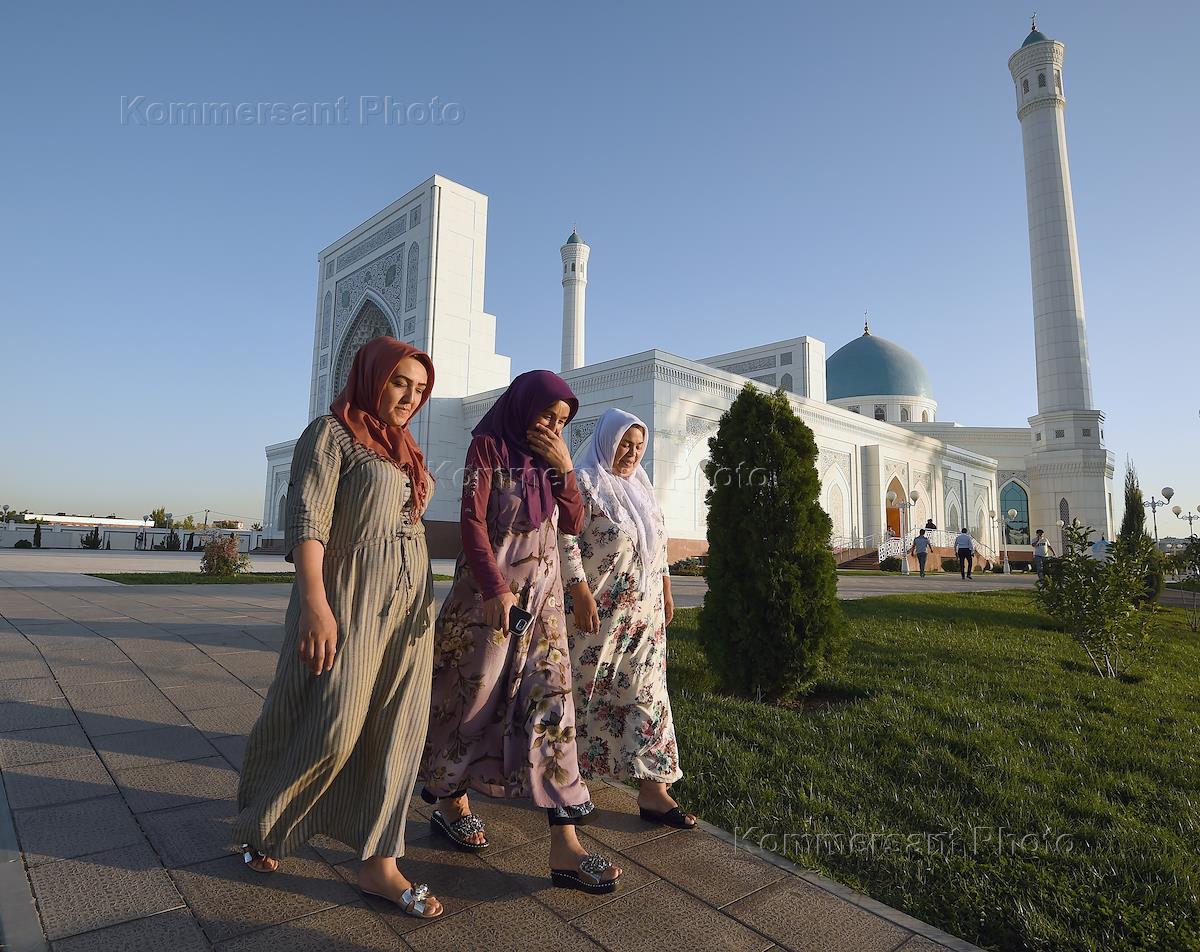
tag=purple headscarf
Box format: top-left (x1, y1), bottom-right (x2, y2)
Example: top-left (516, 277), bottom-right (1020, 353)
top-left (471, 370), bottom-right (579, 527)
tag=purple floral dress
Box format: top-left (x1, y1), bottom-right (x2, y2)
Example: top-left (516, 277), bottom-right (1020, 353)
top-left (560, 490), bottom-right (682, 784)
top-left (421, 435), bottom-right (592, 817)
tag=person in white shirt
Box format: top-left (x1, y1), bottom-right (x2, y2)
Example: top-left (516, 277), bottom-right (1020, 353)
top-left (954, 528), bottom-right (975, 579)
top-left (908, 529), bottom-right (932, 577)
top-left (1032, 529), bottom-right (1056, 580)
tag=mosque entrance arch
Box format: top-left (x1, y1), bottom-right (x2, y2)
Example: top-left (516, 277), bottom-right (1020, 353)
top-left (333, 297), bottom-right (397, 396)
top-left (885, 476), bottom-right (905, 537)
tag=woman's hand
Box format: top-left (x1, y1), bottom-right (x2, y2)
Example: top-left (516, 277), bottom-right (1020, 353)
top-left (570, 582), bottom-right (600, 634)
top-left (298, 598), bottom-right (339, 675)
top-left (663, 577), bottom-right (675, 627)
top-left (526, 424), bottom-right (573, 475)
top-left (482, 591), bottom-right (518, 634)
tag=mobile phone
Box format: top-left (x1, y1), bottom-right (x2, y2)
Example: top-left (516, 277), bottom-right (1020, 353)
top-left (508, 604), bottom-right (533, 635)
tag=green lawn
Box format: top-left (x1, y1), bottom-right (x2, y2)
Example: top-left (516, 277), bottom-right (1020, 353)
top-left (90, 572), bottom-right (454, 584)
top-left (665, 591), bottom-right (1199, 952)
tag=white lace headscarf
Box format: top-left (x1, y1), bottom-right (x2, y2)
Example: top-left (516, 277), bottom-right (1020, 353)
top-left (573, 409), bottom-right (663, 596)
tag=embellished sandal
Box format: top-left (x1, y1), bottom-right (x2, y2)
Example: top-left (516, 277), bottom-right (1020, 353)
top-left (362, 882), bottom-right (443, 919)
top-left (430, 809), bottom-right (490, 851)
top-left (551, 852), bottom-right (621, 894)
top-left (639, 805), bottom-right (697, 829)
top-left (239, 843), bottom-right (279, 873)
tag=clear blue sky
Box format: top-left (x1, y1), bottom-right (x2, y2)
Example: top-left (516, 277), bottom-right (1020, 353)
top-left (2, 1), bottom-right (1196, 533)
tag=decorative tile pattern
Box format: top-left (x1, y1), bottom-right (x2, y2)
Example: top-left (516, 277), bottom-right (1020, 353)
top-left (28, 842), bottom-right (184, 941)
top-left (568, 417), bottom-right (598, 454)
top-left (720, 355), bottom-right (777, 376)
top-left (335, 214), bottom-right (406, 273)
top-left (405, 241), bottom-right (420, 310)
top-left (320, 291), bottom-right (333, 346)
top-left (332, 245), bottom-right (404, 341)
top-left (333, 298), bottom-right (396, 396)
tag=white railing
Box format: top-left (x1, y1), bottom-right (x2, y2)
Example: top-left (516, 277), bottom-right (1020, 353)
top-left (831, 533), bottom-right (879, 552)
top-left (876, 529), bottom-right (999, 564)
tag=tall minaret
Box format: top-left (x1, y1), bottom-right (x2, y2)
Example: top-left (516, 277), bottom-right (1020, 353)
top-left (1009, 20), bottom-right (1113, 538)
top-left (560, 228), bottom-right (589, 372)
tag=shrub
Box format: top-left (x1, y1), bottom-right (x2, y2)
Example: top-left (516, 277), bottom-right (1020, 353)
top-left (1036, 522), bottom-right (1154, 678)
top-left (14, 539), bottom-right (32, 548)
top-left (80, 527), bottom-right (103, 549)
top-left (669, 558), bottom-right (706, 576)
top-left (879, 556), bottom-right (901, 572)
top-left (699, 385), bottom-right (844, 701)
top-left (941, 556), bottom-right (959, 572)
top-left (154, 528), bottom-right (182, 551)
top-left (200, 534), bottom-right (251, 576)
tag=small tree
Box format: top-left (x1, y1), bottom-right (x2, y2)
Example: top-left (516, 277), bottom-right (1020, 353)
top-left (1117, 459), bottom-right (1145, 541)
top-left (150, 507), bottom-right (168, 528)
top-left (1037, 521), bottom-right (1154, 678)
top-left (200, 534), bottom-right (251, 576)
top-left (33, 520), bottom-right (42, 548)
top-left (699, 385), bottom-right (843, 701)
top-left (80, 527), bottom-right (103, 549)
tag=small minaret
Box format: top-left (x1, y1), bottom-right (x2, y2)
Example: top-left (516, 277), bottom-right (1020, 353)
top-left (560, 228), bottom-right (589, 372)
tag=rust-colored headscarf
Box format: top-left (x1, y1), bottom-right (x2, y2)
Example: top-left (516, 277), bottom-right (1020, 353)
top-left (329, 337), bottom-right (435, 516)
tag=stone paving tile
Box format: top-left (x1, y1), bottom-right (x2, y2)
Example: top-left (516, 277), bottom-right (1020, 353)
top-left (184, 701), bottom-right (264, 738)
top-left (0, 722), bottom-right (92, 767)
top-left (115, 754), bottom-right (239, 814)
top-left (214, 902), bottom-right (406, 952)
top-left (309, 809), bottom-right (431, 866)
top-left (405, 891), bottom-right (607, 952)
top-left (432, 793), bottom-right (557, 853)
top-left (14, 794), bottom-right (146, 866)
top-left (95, 724), bottom-right (218, 772)
top-left (76, 698), bottom-right (193, 737)
top-left (171, 849), bottom-right (359, 944)
top-left (211, 733), bottom-right (247, 770)
top-left (483, 831), bottom-right (659, 921)
top-left (137, 658), bottom-right (239, 690)
top-left (335, 838), bottom-right (517, 937)
top-left (193, 632), bottom-right (271, 656)
top-left (159, 677), bottom-right (263, 712)
top-left (0, 676), bottom-right (64, 702)
top-left (578, 784), bottom-right (682, 853)
top-left (138, 798), bottom-right (238, 868)
top-left (0, 656), bottom-right (55, 680)
top-left (27, 841), bottom-right (185, 941)
top-left (571, 879), bottom-right (771, 952)
top-left (50, 907), bottom-right (212, 952)
top-left (45, 661), bottom-right (146, 685)
top-left (894, 938), bottom-right (956, 951)
top-left (0, 696), bottom-right (77, 732)
top-left (724, 878), bottom-right (913, 952)
top-left (623, 825), bottom-right (788, 908)
top-left (61, 678), bottom-right (167, 714)
top-left (1, 750), bottom-right (117, 809)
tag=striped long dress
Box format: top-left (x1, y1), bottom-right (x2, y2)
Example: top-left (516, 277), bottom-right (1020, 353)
top-left (234, 414), bottom-right (435, 860)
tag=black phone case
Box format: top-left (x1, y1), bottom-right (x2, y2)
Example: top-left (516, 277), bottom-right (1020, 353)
top-left (508, 605), bottom-right (533, 635)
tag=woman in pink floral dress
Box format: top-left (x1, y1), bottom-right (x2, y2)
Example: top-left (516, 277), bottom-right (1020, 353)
top-left (421, 371), bottom-right (622, 893)
top-left (560, 409), bottom-right (696, 829)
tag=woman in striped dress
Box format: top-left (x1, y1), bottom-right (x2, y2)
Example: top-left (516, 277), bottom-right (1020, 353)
top-left (421, 371), bottom-right (623, 894)
top-left (233, 337), bottom-right (443, 919)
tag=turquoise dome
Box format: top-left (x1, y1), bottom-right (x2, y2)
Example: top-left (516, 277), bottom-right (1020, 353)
top-left (826, 329), bottom-right (933, 400)
top-left (566, 230), bottom-right (583, 244)
top-left (1021, 28), bottom-right (1051, 46)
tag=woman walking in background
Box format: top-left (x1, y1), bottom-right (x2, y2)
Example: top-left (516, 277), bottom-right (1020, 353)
top-left (234, 337), bottom-right (444, 919)
top-left (422, 370), bottom-right (623, 894)
top-left (560, 409), bottom-right (695, 829)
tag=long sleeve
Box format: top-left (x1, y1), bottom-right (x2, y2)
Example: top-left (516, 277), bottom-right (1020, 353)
top-left (558, 495), bottom-right (596, 589)
top-left (551, 469), bottom-right (586, 535)
top-left (284, 416), bottom-right (342, 563)
top-left (460, 435), bottom-right (509, 600)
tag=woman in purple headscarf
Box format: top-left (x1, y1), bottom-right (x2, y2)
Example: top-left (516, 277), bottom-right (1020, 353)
top-left (421, 371), bottom-right (622, 894)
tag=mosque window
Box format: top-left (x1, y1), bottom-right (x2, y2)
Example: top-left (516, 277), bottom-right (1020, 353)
top-left (1059, 498), bottom-right (1070, 526)
top-left (921, 410), bottom-right (929, 422)
top-left (900, 407), bottom-right (910, 422)
top-left (1038, 72), bottom-right (1046, 88)
top-left (1055, 70), bottom-right (1063, 93)
top-left (848, 405), bottom-right (860, 414)
top-left (1022, 78), bottom-right (1029, 94)
top-left (874, 405), bottom-right (886, 421)
top-left (571, 262), bottom-right (576, 272)
top-left (1054, 429), bottom-right (1065, 439)
top-left (1035, 432), bottom-right (1042, 441)
top-left (564, 264), bottom-right (567, 274)
top-left (1001, 481), bottom-right (1030, 545)
top-left (1082, 427), bottom-right (1092, 437)
top-left (410, 205), bottom-right (421, 226)
top-left (780, 352), bottom-right (792, 366)
top-left (780, 373), bottom-right (793, 391)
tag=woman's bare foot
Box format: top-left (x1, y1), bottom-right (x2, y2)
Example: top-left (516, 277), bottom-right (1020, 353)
top-left (548, 825), bottom-right (621, 883)
top-left (438, 793), bottom-right (486, 846)
top-left (638, 780), bottom-right (696, 825)
top-left (358, 856), bottom-right (443, 918)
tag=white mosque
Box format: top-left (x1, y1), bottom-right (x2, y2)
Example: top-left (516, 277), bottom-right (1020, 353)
top-left (262, 23), bottom-right (1114, 565)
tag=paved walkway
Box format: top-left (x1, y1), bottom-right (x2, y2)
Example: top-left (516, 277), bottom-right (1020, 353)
top-left (0, 582), bottom-right (982, 952)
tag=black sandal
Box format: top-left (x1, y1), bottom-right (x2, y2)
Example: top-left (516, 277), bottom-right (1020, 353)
top-left (639, 805), bottom-right (697, 829)
top-left (551, 852), bottom-right (620, 894)
top-left (430, 809), bottom-right (490, 851)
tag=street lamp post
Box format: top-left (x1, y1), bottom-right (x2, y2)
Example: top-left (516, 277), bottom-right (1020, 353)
top-left (1056, 518), bottom-right (1066, 554)
top-left (1172, 504), bottom-right (1200, 538)
top-left (1145, 487), bottom-right (1174, 544)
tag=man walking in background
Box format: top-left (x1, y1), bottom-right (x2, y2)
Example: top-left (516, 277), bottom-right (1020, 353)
top-left (954, 527), bottom-right (975, 580)
top-left (909, 528), bottom-right (932, 577)
top-left (1032, 529), bottom-right (1056, 580)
